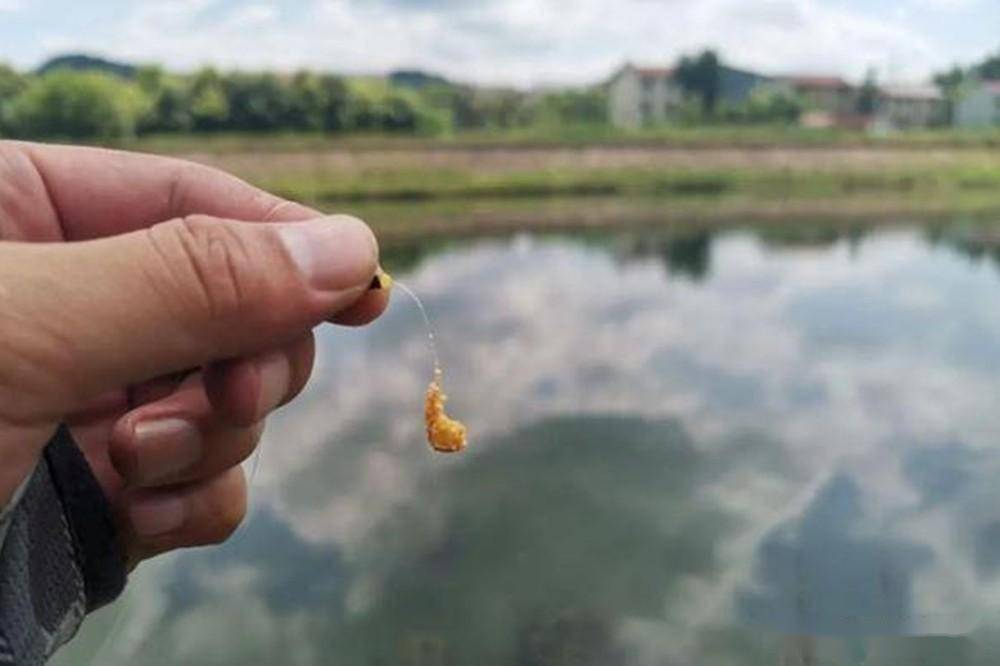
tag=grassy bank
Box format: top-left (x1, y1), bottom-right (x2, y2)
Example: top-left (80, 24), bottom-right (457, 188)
top-left (354, 193), bottom-right (1000, 243)
top-left (119, 126), bottom-right (1000, 154)
top-left (118, 131), bottom-right (1000, 237)
top-left (251, 163), bottom-right (1000, 207)
top-left (122, 131), bottom-right (1000, 212)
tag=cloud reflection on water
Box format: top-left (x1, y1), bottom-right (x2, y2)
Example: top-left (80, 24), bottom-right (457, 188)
top-left (55, 222), bottom-right (1000, 665)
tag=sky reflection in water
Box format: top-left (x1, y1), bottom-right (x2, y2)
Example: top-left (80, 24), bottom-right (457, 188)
top-left (57, 220), bottom-right (1000, 665)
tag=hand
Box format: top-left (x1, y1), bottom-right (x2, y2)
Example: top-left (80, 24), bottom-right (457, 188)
top-left (0, 141), bottom-right (389, 568)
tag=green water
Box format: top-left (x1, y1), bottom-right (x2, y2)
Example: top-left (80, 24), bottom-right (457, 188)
top-left (55, 218), bottom-right (1000, 665)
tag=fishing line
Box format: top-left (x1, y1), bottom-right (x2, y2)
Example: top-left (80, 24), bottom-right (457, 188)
top-left (246, 276), bottom-right (446, 491)
top-left (394, 280), bottom-right (442, 376)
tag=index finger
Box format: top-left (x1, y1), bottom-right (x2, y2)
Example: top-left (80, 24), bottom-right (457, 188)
top-left (17, 141), bottom-right (320, 239)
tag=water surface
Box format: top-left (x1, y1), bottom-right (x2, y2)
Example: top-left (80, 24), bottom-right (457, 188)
top-left (56, 219), bottom-right (1000, 665)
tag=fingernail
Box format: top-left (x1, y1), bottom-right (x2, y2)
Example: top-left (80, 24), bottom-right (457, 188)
top-left (132, 418), bottom-right (202, 484)
top-left (130, 495), bottom-right (186, 537)
top-left (279, 215), bottom-right (378, 291)
top-left (257, 351), bottom-right (291, 416)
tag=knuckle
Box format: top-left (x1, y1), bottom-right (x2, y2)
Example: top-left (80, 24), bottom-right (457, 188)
top-left (153, 215), bottom-right (257, 321)
top-left (163, 160), bottom-right (232, 216)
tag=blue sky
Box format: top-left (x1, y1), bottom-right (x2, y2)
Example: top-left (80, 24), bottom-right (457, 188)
top-left (0, 0), bottom-right (995, 86)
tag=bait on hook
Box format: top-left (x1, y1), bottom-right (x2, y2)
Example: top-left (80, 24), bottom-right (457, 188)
top-left (377, 269), bottom-right (468, 454)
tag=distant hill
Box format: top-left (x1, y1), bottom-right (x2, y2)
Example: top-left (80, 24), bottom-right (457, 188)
top-left (37, 54), bottom-right (137, 79)
top-left (389, 69), bottom-right (451, 89)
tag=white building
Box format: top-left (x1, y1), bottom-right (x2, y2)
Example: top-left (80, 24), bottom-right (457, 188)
top-left (607, 62), bottom-right (772, 129)
top-left (607, 64), bottom-right (683, 129)
top-left (874, 85), bottom-right (947, 130)
top-left (955, 80), bottom-right (1000, 128)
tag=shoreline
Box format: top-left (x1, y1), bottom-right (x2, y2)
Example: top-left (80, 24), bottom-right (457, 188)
top-left (361, 194), bottom-right (1000, 243)
top-left (121, 128), bottom-right (1000, 154)
top-left (147, 139), bottom-right (1000, 211)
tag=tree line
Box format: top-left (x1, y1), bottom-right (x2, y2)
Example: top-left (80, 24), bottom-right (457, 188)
top-left (0, 61), bottom-right (611, 140)
top-left (0, 61), bottom-right (805, 141)
top-left (0, 53), bottom-right (814, 141)
top-left (934, 53), bottom-right (1000, 100)
top-left (1, 49), bottom-right (994, 140)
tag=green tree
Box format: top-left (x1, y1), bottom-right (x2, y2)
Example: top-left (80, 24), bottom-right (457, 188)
top-left (856, 68), bottom-right (879, 115)
top-left (284, 72), bottom-right (351, 132)
top-left (384, 90), bottom-right (449, 134)
top-left (343, 80), bottom-right (381, 131)
top-left (0, 64), bottom-right (28, 135)
top-left (477, 89), bottom-right (526, 129)
top-left (149, 82), bottom-right (192, 133)
top-left (416, 84), bottom-right (525, 131)
top-left (932, 51), bottom-right (1000, 125)
top-left (676, 50), bottom-right (722, 115)
top-left (223, 72), bottom-right (290, 131)
top-left (529, 89), bottom-right (608, 126)
top-left (974, 52), bottom-right (1000, 80)
top-left (934, 66), bottom-right (966, 99)
top-left (315, 74), bottom-right (350, 132)
top-left (188, 67), bottom-right (229, 132)
top-left (419, 83), bottom-right (482, 130)
top-left (383, 92), bottom-right (420, 131)
top-left (0, 64), bottom-right (26, 102)
top-left (345, 80), bottom-right (447, 135)
top-left (283, 71), bottom-right (322, 131)
top-left (934, 52), bottom-right (1000, 95)
top-left (135, 65), bottom-right (191, 133)
top-left (8, 70), bottom-right (149, 139)
top-left (135, 64), bottom-right (165, 95)
top-left (721, 89), bottom-right (802, 125)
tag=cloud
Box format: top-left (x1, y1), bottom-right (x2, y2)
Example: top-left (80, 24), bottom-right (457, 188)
top-left (912, 0), bottom-right (982, 7)
top-left (54, 225), bottom-right (1000, 665)
top-left (0, 0), bottom-right (21, 12)
top-left (248, 228), bottom-right (1000, 567)
top-left (229, 3), bottom-right (280, 24)
top-left (16, 0), bottom-right (987, 85)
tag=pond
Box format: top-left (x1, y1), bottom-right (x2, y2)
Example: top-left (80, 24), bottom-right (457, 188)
top-left (55, 218), bottom-right (1000, 665)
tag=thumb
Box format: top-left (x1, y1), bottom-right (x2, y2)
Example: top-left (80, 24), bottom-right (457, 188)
top-left (0, 214), bottom-right (378, 420)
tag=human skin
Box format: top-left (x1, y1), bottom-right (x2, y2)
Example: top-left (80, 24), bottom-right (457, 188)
top-left (0, 140), bottom-right (389, 567)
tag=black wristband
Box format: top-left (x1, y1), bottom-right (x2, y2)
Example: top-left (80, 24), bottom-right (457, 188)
top-left (42, 426), bottom-right (126, 612)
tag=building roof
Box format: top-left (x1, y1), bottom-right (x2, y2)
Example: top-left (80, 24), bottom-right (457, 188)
top-left (779, 75), bottom-right (851, 91)
top-left (633, 66), bottom-right (675, 79)
top-left (881, 84), bottom-right (943, 101)
top-left (606, 63), bottom-right (675, 86)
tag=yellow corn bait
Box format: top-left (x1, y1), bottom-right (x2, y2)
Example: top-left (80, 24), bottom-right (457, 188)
top-left (377, 269), bottom-right (469, 454)
top-left (424, 368), bottom-right (468, 453)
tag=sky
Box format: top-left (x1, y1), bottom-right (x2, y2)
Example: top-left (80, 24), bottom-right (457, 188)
top-left (0, 0), bottom-right (995, 87)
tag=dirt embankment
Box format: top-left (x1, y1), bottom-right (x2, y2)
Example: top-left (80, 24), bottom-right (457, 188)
top-left (182, 145), bottom-right (1000, 180)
